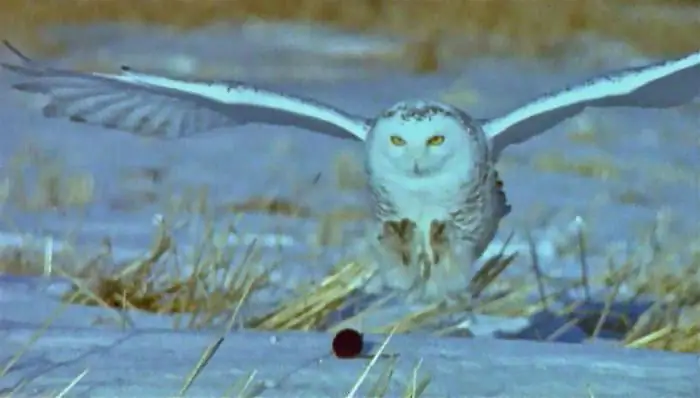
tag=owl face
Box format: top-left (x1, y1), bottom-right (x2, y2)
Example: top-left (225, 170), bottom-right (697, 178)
top-left (368, 100), bottom-right (474, 177)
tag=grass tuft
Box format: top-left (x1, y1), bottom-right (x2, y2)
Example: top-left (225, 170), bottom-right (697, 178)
top-left (532, 153), bottom-right (620, 180)
top-left (0, 247), bottom-right (48, 276)
top-left (218, 197), bottom-right (313, 218)
top-left (249, 260), bottom-right (373, 331)
top-left (403, 359), bottom-right (431, 398)
top-left (61, 220), bottom-right (271, 330)
top-left (1, 141), bottom-right (698, 381)
top-left (1, 142), bottom-right (94, 211)
top-left (620, 250), bottom-right (700, 352)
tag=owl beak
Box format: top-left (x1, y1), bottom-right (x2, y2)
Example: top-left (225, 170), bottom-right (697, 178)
top-left (413, 161), bottom-right (423, 175)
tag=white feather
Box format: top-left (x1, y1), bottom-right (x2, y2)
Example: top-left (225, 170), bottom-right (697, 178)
top-left (111, 68), bottom-right (370, 139)
top-left (0, 42), bottom-right (370, 141)
top-left (484, 50), bottom-right (700, 158)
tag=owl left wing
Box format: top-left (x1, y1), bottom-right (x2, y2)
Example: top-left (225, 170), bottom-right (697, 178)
top-left (483, 50), bottom-right (700, 159)
top-left (0, 41), bottom-right (370, 141)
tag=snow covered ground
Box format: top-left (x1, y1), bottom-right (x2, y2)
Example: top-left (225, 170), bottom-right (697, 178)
top-left (0, 22), bottom-right (699, 396)
top-left (1, 301), bottom-right (697, 397)
top-left (0, 278), bottom-right (697, 396)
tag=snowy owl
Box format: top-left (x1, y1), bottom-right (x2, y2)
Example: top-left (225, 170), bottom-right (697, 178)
top-left (2, 41), bottom-right (699, 303)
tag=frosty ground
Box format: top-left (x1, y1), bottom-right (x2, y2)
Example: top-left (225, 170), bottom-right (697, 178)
top-left (1, 294), bottom-right (696, 397)
top-left (0, 23), bottom-right (699, 396)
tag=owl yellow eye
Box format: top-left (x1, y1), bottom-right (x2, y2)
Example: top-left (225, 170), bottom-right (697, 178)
top-left (390, 135), bottom-right (406, 146)
top-left (426, 135), bottom-right (445, 146)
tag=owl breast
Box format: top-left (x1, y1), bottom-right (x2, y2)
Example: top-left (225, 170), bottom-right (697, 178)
top-left (368, 160), bottom-right (507, 260)
top-left (373, 171), bottom-right (464, 229)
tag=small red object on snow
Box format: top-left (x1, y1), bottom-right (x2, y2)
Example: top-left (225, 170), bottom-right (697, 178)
top-left (332, 328), bottom-right (364, 359)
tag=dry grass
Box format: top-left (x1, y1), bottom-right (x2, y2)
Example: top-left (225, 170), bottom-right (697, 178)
top-left (0, 247), bottom-right (47, 276)
top-left (0, 143), bottom-right (515, 341)
top-left (0, 144), bottom-right (375, 333)
top-left (52, 368), bottom-right (89, 398)
top-left (249, 260), bottom-right (373, 331)
top-left (346, 328), bottom-right (431, 398)
top-left (334, 151), bottom-right (368, 192)
top-left (565, 118), bottom-right (603, 146)
top-left (222, 369), bottom-right (262, 398)
top-left (330, 245), bottom-right (519, 336)
top-left (0, 142), bottom-right (94, 211)
top-left (532, 153), bottom-right (620, 180)
top-left (62, 219), bottom-right (274, 330)
top-left (619, 253), bottom-right (700, 352)
top-left (2, 1), bottom-right (699, 69)
top-left (0, 143), bottom-right (698, 387)
top-left (540, 221), bottom-right (700, 353)
top-left (218, 197), bottom-right (313, 218)
top-left (615, 189), bottom-right (652, 206)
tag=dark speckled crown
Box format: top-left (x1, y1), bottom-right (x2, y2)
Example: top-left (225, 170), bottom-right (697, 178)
top-left (379, 100), bottom-right (462, 123)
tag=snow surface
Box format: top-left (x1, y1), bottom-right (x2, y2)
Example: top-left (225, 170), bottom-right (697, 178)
top-left (1, 279), bottom-right (698, 397)
top-left (0, 22), bottom-right (699, 396)
top-left (2, 325), bottom-right (698, 396)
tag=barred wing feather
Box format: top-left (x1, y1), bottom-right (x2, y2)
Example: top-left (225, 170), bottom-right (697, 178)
top-left (484, 50), bottom-right (700, 159)
top-left (1, 41), bottom-right (370, 140)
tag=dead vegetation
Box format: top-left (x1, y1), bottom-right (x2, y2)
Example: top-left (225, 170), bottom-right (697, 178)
top-left (334, 151), bottom-right (367, 192)
top-left (532, 153), bottom-right (621, 180)
top-left (0, 142), bottom-right (698, 373)
top-left (2, 1), bottom-right (699, 73)
top-left (0, 247), bottom-right (45, 276)
top-left (0, 143), bottom-right (94, 211)
top-left (66, 222), bottom-right (273, 330)
top-left (218, 197), bottom-right (313, 218)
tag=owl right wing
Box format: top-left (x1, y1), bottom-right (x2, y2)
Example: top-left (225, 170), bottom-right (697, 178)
top-left (0, 41), bottom-right (371, 141)
top-left (483, 49), bottom-right (700, 159)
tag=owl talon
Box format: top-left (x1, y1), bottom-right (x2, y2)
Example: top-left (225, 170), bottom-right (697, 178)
top-left (380, 219), bottom-right (417, 266)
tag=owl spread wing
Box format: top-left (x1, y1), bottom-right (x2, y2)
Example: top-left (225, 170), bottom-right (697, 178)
top-left (483, 50), bottom-right (700, 159)
top-left (0, 41), bottom-right (370, 140)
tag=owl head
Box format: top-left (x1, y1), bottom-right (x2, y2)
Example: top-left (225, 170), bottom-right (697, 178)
top-left (367, 100), bottom-right (481, 177)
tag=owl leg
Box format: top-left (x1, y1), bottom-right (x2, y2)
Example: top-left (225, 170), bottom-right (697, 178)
top-left (416, 250), bottom-right (432, 280)
top-left (409, 220), bottom-right (448, 284)
top-left (429, 220), bottom-right (449, 264)
top-left (424, 220), bottom-right (480, 303)
top-left (367, 218), bottom-right (427, 294)
top-left (378, 218), bottom-right (417, 266)
top-left (378, 218), bottom-right (431, 280)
